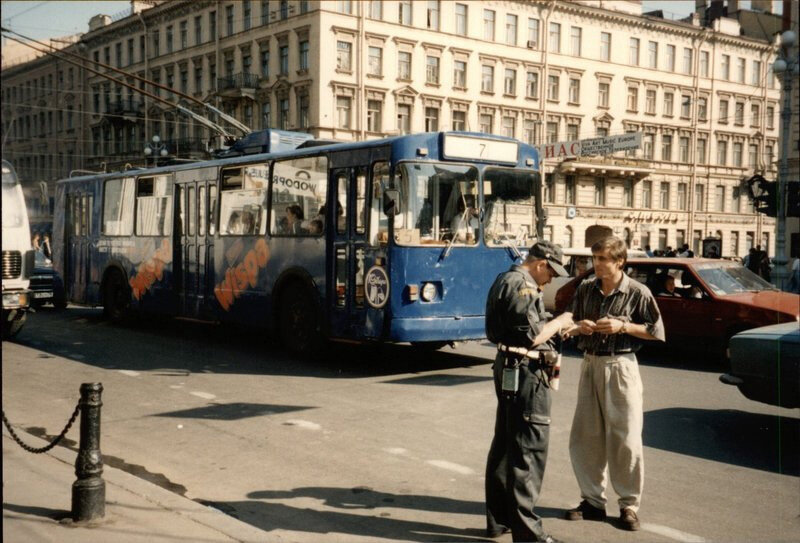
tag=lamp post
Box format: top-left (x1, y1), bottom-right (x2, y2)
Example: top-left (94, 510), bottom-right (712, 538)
top-left (143, 134), bottom-right (168, 167)
top-left (772, 29), bottom-right (798, 290)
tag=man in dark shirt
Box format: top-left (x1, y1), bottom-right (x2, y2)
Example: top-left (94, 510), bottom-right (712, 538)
top-left (484, 241), bottom-right (574, 543)
top-left (562, 236), bottom-right (664, 532)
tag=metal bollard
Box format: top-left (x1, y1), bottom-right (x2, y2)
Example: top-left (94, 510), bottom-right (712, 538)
top-left (71, 383), bottom-right (105, 522)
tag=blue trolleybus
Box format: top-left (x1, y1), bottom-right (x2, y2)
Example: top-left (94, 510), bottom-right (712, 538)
top-left (53, 131), bottom-right (541, 354)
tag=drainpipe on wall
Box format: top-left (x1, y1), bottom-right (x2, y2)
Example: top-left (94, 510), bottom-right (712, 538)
top-left (138, 12), bottom-right (148, 140)
top-left (688, 28), bottom-right (710, 248)
top-left (358, 3), bottom-right (365, 141)
top-left (540, 1), bottom-right (555, 241)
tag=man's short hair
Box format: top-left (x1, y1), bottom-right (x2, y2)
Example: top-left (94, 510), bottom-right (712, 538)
top-left (591, 236), bottom-right (628, 266)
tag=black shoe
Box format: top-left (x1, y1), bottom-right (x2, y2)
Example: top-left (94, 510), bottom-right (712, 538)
top-left (619, 507), bottom-right (640, 531)
top-left (565, 499), bottom-right (606, 521)
top-left (486, 526), bottom-right (510, 538)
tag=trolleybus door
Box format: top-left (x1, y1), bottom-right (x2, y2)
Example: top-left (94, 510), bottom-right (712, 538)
top-left (174, 176), bottom-right (213, 318)
top-left (329, 167), bottom-right (368, 338)
top-left (65, 191), bottom-right (91, 304)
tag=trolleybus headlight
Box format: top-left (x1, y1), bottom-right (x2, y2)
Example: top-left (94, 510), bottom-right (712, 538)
top-left (421, 282), bottom-right (437, 302)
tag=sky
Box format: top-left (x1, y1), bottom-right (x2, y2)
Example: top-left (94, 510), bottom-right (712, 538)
top-left (0, 0), bottom-right (783, 42)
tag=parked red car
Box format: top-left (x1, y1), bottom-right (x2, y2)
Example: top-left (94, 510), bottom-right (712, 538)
top-left (554, 258), bottom-right (800, 356)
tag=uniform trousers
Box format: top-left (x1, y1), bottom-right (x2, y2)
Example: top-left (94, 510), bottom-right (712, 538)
top-left (486, 352), bottom-right (552, 542)
top-left (569, 352), bottom-right (644, 512)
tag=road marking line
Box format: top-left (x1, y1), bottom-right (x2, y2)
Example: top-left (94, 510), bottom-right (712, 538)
top-left (283, 419), bottom-right (321, 430)
top-left (118, 370), bottom-right (140, 377)
top-left (169, 385), bottom-right (184, 389)
top-left (384, 447), bottom-right (408, 455)
top-left (190, 391), bottom-right (216, 400)
top-left (641, 523), bottom-right (706, 542)
top-left (426, 460), bottom-right (474, 475)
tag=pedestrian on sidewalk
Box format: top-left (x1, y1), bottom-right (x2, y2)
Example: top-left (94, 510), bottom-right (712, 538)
top-left (561, 236), bottom-right (665, 532)
top-left (484, 240), bottom-right (573, 543)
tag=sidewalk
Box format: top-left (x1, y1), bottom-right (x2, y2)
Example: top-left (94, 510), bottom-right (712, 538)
top-left (2, 431), bottom-right (275, 543)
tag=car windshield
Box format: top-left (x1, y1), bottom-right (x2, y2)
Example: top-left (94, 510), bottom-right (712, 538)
top-left (393, 162), bottom-right (479, 246)
top-left (483, 168), bottom-right (538, 248)
top-left (694, 262), bottom-right (776, 295)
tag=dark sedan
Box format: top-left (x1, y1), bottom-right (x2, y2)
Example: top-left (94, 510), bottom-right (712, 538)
top-left (29, 251), bottom-right (66, 310)
top-left (721, 323), bottom-right (800, 408)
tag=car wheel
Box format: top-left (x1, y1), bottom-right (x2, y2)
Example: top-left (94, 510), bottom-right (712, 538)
top-left (2, 312), bottom-right (26, 340)
top-left (103, 270), bottom-right (130, 323)
top-left (279, 282), bottom-right (323, 357)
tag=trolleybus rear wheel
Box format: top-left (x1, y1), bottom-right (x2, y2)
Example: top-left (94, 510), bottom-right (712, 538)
top-left (279, 283), bottom-right (322, 357)
top-left (104, 270), bottom-right (130, 323)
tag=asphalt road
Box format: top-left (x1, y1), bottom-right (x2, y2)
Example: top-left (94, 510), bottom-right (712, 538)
top-left (3, 306), bottom-right (798, 542)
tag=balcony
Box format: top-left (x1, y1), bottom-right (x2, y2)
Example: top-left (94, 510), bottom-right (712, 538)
top-left (216, 73), bottom-right (259, 98)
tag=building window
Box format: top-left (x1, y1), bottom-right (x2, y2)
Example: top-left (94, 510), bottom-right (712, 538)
top-left (679, 136), bottom-right (689, 162)
top-left (766, 106), bottom-right (774, 129)
top-left (480, 113), bottom-right (493, 134)
top-left (697, 138), bottom-right (706, 164)
top-left (750, 104), bottom-right (760, 127)
top-left (721, 54), bottom-right (730, 80)
top-left (735, 102), bottom-right (744, 125)
top-left (194, 16), bottom-right (202, 44)
top-left (528, 18), bottom-right (539, 49)
top-left (549, 22), bottom-right (560, 53)
top-left (659, 182), bottom-right (670, 209)
top-left (565, 175), bottom-right (575, 204)
top-left (695, 184), bottom-right (704, 211)
top-left (482, 65), bottom-right (494, 92)
top-left (260, 48), bottom-right (270, 77)
top-left (717, 140), bottom-right (727, 165)
top-left (425, 106), bottom-right (439, 131)
top-left (661, 135), bottom-right (673, 161)
top-left (525, 72), bottom-right (539, 99)
top-left (502, 115), bottom-right (515, 137)
top-left (658, 229), bottom-right (668, 251)
top-left (568, 78), bottom-right (580, 104)
top-left (506, 14), bottom-right (517, 45)
top-left (299, 40), bottom-right (309, 71)
top-left (700, 50), bottom-right (709, 76)
top-left (280, 0), bottom-right (289, 19)
top-left (642, 180), bottom-right (652, 208)
top-left (455, 4), bottom-right (467, 35)
top-left (452, 110), bottom-right (466, 131)
top-left (719, 100), bottom-right (729, 123)
top-left (337, 0), bottom-right (352, 15)
top-left (600, 32), bottom-right (610, 61)
top-left (737, 57), bottom-right (745, 83)
top-left (594, 178), bottom-right (606, 206)
top-left (399, 1), bottom-right (412, 25)
top-left (368, 0), bottom-right (382, 19)
top-left (504, 68), bottom-right (516, 95)
top-left (683, 47), bottom-right (692, 74)
top-left (426, 56), bottom-right (440, 84)
top-left (749, 144), bottom-right (758, 168)
top-left (571, 26), bottom-right (582, 56)
top-left (566, 123), bottom-right (578, 141)
top-left (681, 95), bottom-right (691, 118)
top-left (645, 89), bottom-right (656, 114)
top-left (546, 121), bottom-right (558, 143)
top-left (648, 41), bottom-right (658, 69)
top-left (623, 180), bottom-right (633, 207)
top-left (454, 60), bottom-right (466, 88)
top-left (598, 82), bottom-right (609, 107)
top-left (166, 26), bottom-right (173, 53)
top-left (666, 44), bottom-right (675, 71)
top-left (397, 104), bottom-right (411, 134)
top-left (226, 5), bottom-right (234, 35)
top-left (337, 96), bottom-right (351, 129)
top-left (209, 11), bottom-right (216, 41)
top-left (280, 45), bottom-right (289, 75)
top-left (643, 133), bottom-right (654, 159)
top-left (766, 143), bottom-right (774, 166)
top-left (398, 51), bottom-right (411, 80)
top-left (523, 119), bottom-right (537, 144)
top-left (427, 1), bottom-right (440, 30)
top-left (730, 231), bottom-right (739, 255)
top-left (715, 185), bottom-right (725, 212)
top-left (663, 92), bottom-right (674, 115)
top-left (544, 174), bottom-right (554, 203)
top-left (752, 60), bottom-right (761, 85)
top-left (337, 41), bottom-right (352, 71)
top-left (698, 97), bottom-right (707, 120)
top-left (483, 9), bottom-right (495, 41)
top-left (677, 183), bottom-right (687, 210)
top-left (368, 46), bottom-right (382, 76)
top-left (548, 74), bottom-right (559, 101)
top-left (298, 95), bottom-right (309, 128)
top-left (733, 142), bottom-right (743, 167)
top-left (629, 38), bottom-right (639, 65)
top-left (367, 100), bottom-right (382, 132)
top-left (627, 86), bottom-right (638, 111)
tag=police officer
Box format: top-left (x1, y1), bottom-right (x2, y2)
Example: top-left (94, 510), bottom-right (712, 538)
top-left (485, 240), bottom-right (573, 543)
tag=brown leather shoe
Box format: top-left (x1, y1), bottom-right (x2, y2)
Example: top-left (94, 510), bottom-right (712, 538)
top-left (565, 500), bottom-right (606, 521)
top-left (620, 507), bottom-right (640, 531)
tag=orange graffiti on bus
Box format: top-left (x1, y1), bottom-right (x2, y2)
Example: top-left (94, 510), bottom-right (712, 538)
top-left (214, 239), bottom-right (270, 311)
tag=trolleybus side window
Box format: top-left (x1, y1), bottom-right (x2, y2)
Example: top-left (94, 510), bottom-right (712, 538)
top-left (198, 184), bottom-right (206, 235)
top-left (270, 155), bottom-right (328, 237)
top-left (209, 184), bottom-right (217, 235)
top-left (220, 165), bottom-right (269, 236)
top-left (483, 167), bottom-right (538, 247)
top-left (102, 177), bottom-right (135, 236)
top-left (336, 172), bottom-right (348, 235)
top-left (393, 162), bottom-right (479, 246)
top-left (135, 175), bottom-right (172, 236)
top-left (355, 168), bottom-right (367, 235)
top-left (369, 161), bottom-right (390, 246)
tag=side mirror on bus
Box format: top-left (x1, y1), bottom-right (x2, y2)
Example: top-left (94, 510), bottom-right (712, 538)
top-left (383, 189), bottom-right (401, 217)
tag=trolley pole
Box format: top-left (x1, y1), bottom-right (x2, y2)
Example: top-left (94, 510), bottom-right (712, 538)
top-left (71, 383), bottom-right (105, 522)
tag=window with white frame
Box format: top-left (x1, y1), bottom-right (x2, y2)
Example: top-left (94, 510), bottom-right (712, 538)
top-left (452, 110), bottom-right (466, 131)
top-left (681, 95), bottom-right (691, 118)
top-left (594, 178), bottom-right (606, 206)
top-left (645, 89), bottom-right (656, 114)
top-left (598, 81), bottom-right (609, 107)
top-left (368, 46), bottom-right (382, 76)
top-left (715, 185), bottom-right (725, 212)
top-left (527, 71), bottom-right (539, 98)
top-left (679, 136), bottom-right (689, 162)
top-left (766, 106), bottom-right (774, 129)
top-left (666, 44), bottom-right (675, 71)
top-left (337, 41), bottom-right (352, 71)
top-left (504, 68), bottom-right (516, 94)
top-left (719, 99), bottom-right (729, 123)
top-left (698, 96), bottom-right (707, 120)
top-left (700, 50), bottom-right (709, 76)
top-left (717, 139), bottom-right (727, 165)
top-left (455, 4), bottom-right (467, 35)
top-left (567, 122), bottom-right (578, 141)
top-left (643, 133), bottom-right (654, 159)
top-left (677, 183), bottom-right (687, 210)
top-left (426, 56), bottom-right (440, 84)
top-left (427, 1), bottom-right (440, 30)
top-left (659, 182), bottom-right (670, 209)
top-left (523, 118), bottom-right (537, 144)
top-left (629, 38), bottom-right (639, 65)
top-left (398, 51), bottom-right (411, 79)
top-left (735, 102), bottom-right (744, 125)
top-left (749, 143), bottom-right (758, 168)
top-left (683, 48), bottom-right (692, 74)
top-left (571, 26), bottom-right (581, 56)
top-left (367, 100), bottom-right (382, 132)
top-left (337, 96), bottom-right (351, 129)
top-left (546, 121), bottom-right (558, 143)
top-left (397, 104), bottom-right (411, 133)
top-left (502, 115), bottom-right (515, 137)
top-left (548, 73), bottom-right (559, 101)
top-left (454, 60), bottom-right (466, 88)
top-left (648, 41), bottom-right (658, 68)
top-left (569, 78), bottom-right (580, 104)
top-left (733, 142), bottom-right (743, 167)
top-left (482, 65), bottom-right (494, 92)
top-left (480, 113), bottom-right (493, 133)
top-left (663, 91), bottom-right (674, 115)
top-left (737, 57), bottom-right (745, 83)
top-left (642, 180), bottom-right (652, 207)
top-left (695, 184), bottom-right (704, 211)
top-left (506, 14), bottom-right (517, 45)
top-left (750, 104), bottom-right (760, 127)
top-left (425, 106), bottom-right (439, 131)
top-left (697, 138), bottom-right (706, 163)
top-left (662, 135), bottom-right (672, 161)
top-left (751, 60), bottom-right (761, 85)
top-left (627, 86), bottom-right (638, 111)
top-left (721, 54), bottom-right (730, 80)
top-left (399, 1), bottom-right (412, 25)
top-left (483, 9), bottom-right (495, 40)
top-left (600, 32), bottom-right (610, 61)
top-left (528, 18), bottom-right (539, 49)
top-left (549, 22), bottom-right (560, 53)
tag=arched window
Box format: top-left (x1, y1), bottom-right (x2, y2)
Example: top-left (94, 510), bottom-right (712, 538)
top-left (562, 225), bottom-right (573, 248)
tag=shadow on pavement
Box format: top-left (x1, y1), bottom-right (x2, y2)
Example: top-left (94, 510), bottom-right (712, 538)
top-left (198, 486), bottom-right (490, 542)
top-left (2, 502), bottom-right (70, 520)
top-left (643, 407), bottom-right (800, 476)
top-left (152, 402), bottom-right (316, 421)
top-left (11, 307), bottom-right (490, 379)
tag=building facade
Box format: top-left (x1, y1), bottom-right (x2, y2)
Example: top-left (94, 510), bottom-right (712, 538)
top-left (1, 0), bottom-right (784, 257)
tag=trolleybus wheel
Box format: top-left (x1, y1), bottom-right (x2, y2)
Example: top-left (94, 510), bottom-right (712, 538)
top-left (279, 283), bottom-right (322, 357)
top-left (104, 270), bottom-right (130, 323)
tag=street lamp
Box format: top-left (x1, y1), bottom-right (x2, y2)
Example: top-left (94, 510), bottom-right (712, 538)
top-left (771, 29), bottom-right (798, 290)
top-left (143, 134), bottom-right (169, 167)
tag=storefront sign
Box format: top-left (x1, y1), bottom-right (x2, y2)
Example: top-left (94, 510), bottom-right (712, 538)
top-left (537, 132), bottom-right (642, 159)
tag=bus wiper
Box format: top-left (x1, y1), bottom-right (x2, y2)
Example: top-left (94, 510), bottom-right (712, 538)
top-left (440, 208), bottom-right (469, 261)
top-left (499, 238), bottom-right (523, 261)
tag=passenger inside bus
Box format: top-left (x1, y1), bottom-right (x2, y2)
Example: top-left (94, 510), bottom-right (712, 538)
top-left (449, 195), bottom-right (479, 242)
top-left (285, 205), bottom-right (306, 235)
top-left (226, 211), bottom-right (243, 235)
top-left (241, 210), bottom-right (256, 235)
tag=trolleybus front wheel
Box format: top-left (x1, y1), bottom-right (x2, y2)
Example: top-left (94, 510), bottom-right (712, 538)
top-left (103, 270), bottom-right (130, 323)
top-left (279, 283), bottom-right (322, 357)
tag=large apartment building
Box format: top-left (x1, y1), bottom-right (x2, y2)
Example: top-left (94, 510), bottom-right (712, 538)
top-left (1, 0), bottom-right (785, 257)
